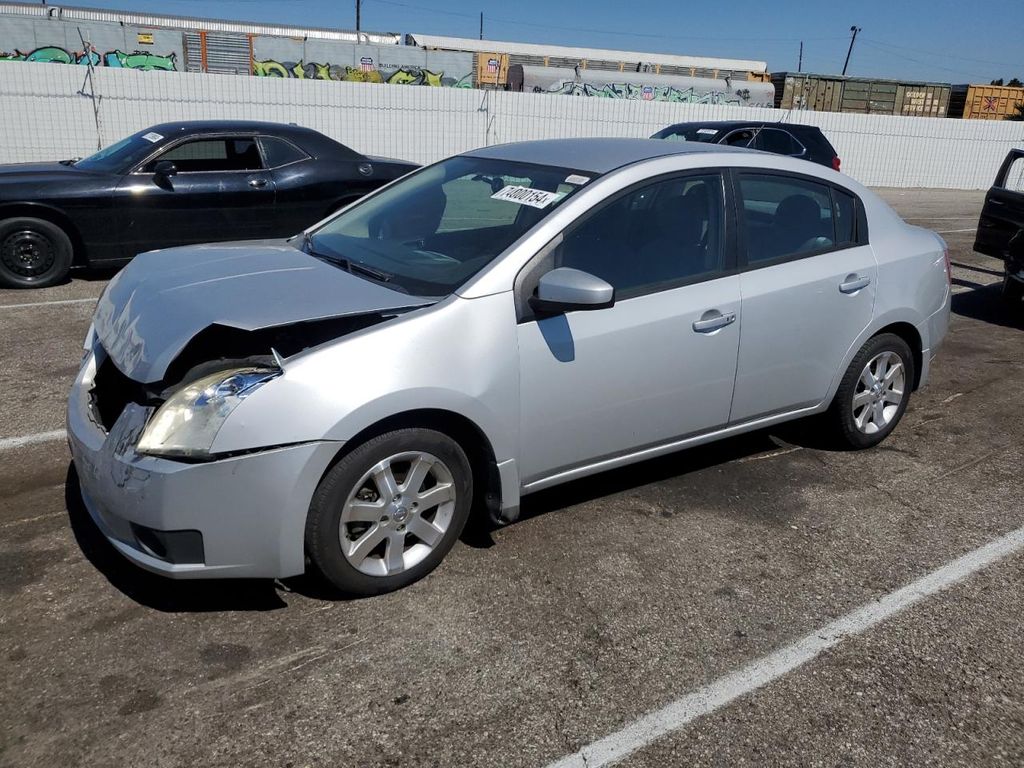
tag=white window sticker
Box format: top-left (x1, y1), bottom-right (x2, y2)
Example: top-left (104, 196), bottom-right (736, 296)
top-left (142, 132), bottom-right (163, 143)
top-left (697, 128), bottom-right (718, 136)
top-left (564, 173), bottom-right (590, 185)
top-left (491, 185), bottom-right (562, 209)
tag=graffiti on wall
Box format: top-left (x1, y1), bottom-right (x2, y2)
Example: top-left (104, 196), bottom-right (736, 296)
top-left (0, 45), bottom-right (177, 70)
top-left (534, 79), bottom-right (751, 105)
top-left (253, 58), bottom-right (472, 87)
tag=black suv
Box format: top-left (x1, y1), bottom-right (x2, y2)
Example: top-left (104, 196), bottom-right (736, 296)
top-left (651, 121), bottom-right (841, 171)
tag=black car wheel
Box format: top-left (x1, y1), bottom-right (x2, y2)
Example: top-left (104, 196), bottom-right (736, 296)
top-left (0, 217), bottom-right (74, 289)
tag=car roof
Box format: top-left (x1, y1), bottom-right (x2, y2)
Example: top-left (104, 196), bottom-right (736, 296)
top-left (143, 120), bottom-right (358, 157)
top-left (464, 137), bottom-right (752, 174)
top-left (662, 121), bottom-right (822, 133)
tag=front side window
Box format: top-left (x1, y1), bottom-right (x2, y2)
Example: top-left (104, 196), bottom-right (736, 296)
top-left (144, 138), bottom-right (263, 173)
top-left (550, 173), bottom-right (725, 298)
top-left (738, 174), bottom-right (837, 264)
top-left (307, 156), bottom-right (589, 296)
top-left (723, 129), bottom-right (757, 148)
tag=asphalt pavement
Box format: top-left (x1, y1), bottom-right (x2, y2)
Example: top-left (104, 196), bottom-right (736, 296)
top-left (0, 189), bottom-right (1021, 767)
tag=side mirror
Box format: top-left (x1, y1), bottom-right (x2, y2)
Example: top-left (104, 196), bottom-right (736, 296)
top-left (530, 267), bottom-right (615, 314)
top-left (153, 160), bottom-right (177, 178)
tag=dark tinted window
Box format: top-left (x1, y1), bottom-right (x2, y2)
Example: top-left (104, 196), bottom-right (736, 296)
top-left (260, 136), bottom-right (309, 167)
top-left (553, 174), bottom-right (725, 297)
top-left (757, 129), bottom-right (803, 156)
top-left (723, 129), bottom-right (756, 147)
top-left (738, 174), bottom-right (835, 263)
top-left (146, 138), bottom-right (262, 172)
top-left (833, 188), bottom-right (857, 245)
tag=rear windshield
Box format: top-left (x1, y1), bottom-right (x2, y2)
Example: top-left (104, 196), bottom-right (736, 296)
top-left (306, 156), bottom-right (592, 296)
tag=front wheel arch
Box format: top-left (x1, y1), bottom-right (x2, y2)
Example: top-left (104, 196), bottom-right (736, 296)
top-left (0, 203), bottom-right (86, 265)
top-left (317, 409), bottom-right (504, 527)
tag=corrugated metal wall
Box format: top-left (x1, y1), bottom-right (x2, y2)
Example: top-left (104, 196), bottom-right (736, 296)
top-left (1, 61), bottom-right (1022, 189)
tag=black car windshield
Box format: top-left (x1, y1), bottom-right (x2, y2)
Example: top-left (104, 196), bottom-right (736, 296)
top-left (74, 131), bottom-right (164, 172)
top-left (654, 126), bottom-right (722, 143)
top-left (306, 155), bottom-right (592, 296)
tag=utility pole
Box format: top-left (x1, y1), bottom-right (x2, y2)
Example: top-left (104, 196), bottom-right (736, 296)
top-left (355, 0), bottom-right (361, 32)
top-left (479, 12), bottom-right (484, 40)
top-left (798, 41), bottom-right (803, 73)
top-left (842, 25), bottom-right (861, 76)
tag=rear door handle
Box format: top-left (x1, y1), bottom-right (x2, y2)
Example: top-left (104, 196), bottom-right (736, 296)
top-left (248, 178), bottom-right (268, 189)
top-left (839, 275), bottom-right (871, 294)
top-left (692, 311), bottom-right (737, 333)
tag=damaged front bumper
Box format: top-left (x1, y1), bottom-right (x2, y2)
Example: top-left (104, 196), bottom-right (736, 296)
top-left (67, 350), bottom-right (341, 579)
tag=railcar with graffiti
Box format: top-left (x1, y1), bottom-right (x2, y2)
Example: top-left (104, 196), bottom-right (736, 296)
top-left (0, 45), bottom-right (177, 71)
top-left (252, 58), bottom-right (472, 88)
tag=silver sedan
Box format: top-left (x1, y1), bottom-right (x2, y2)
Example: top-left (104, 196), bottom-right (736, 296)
top-left (68, 138), bottom-right (951, 595)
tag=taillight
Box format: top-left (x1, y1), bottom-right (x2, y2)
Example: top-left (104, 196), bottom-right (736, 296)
top-left (832, 156), bottom-right (842, 172)
top-left (943, 248), bottom-right (952, 284)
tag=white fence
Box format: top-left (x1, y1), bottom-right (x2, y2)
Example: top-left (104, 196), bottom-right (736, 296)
top-left (2, 60), bottom-right (1023, 189)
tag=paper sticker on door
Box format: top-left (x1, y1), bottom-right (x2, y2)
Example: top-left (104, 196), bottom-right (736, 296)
top-left (491, 185), bottom-right (562, 209)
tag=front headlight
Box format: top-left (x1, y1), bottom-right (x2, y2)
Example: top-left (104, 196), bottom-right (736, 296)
top-left (137, 367), bottom-right (280, 458)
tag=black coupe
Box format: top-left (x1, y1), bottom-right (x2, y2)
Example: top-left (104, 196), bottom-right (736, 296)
top-left (0, 120), bottom-right (417, 288)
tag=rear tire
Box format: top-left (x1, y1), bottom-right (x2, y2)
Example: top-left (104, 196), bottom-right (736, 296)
top-left (305, 428), bottom-right (472, 597)
top-left (823, 333), bottom-right (915, 450)
top-left (0, 217), bottom-right (74, 288)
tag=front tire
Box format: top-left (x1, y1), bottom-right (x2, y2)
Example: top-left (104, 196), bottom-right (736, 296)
top-left (0, 217), bottom-right (74, 288)
top-left (824, 333), bottom-right (915, 450)
top-left (305, 429), bottom-right (473, 596)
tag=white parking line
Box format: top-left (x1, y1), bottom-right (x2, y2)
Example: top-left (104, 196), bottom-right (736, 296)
top-left (543, 524), bottom-right (1024, 768)
top-left (0, 429), bottom-right (66, 452)
top-left (0, 297), bottom-right (97, 310)
top-left (935, 228), bottom-right (976, 234)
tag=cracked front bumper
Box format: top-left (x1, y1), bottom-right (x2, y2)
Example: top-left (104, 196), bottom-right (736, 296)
top-left (66, 355), bottom-right (341, 579)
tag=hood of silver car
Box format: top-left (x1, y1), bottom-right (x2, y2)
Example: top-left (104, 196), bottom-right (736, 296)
top-left (93, 240), bottom-right (433, 384)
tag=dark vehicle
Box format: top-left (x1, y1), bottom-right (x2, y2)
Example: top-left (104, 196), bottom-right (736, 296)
top-left (0, 120), bottom-right (417, 288)
top-left (974, 148), bottom-right (1024, 305)
top-left (651, 121), bottom-right (841, 171)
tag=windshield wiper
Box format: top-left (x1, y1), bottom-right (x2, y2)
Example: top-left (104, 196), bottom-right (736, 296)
top-left (301, 232), bottom-right (403, 290)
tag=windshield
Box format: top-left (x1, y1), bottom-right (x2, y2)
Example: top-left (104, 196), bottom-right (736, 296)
top-left (654, 126), bottom-right (722, 143)
top-left (74, 131), bottom-right (164, 172)
top-left (306, 155), bottom-right (592, 296)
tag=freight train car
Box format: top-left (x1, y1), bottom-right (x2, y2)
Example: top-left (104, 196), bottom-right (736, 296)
top-left (772, 72), bottom-right (951, 117)
top-left (949, 84), bottom-right (1024, 120)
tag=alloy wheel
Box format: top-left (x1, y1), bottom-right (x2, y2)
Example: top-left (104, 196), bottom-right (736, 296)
top-left (852, 350), bottom-right (905, 434)
top-left (338, 451), bottom-right (457, 577)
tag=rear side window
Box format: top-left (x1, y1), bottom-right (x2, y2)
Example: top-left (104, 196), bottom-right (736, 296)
top-left (832, 188), bottom-right (858, 245)
top-left (1000, 156), bottom-right (1024, 194)
top-left (757, 129), bottom-right (804, 156)
top-left (260, 136), bottom-right (309, 168)
top-left (146, 138), bottom-right (262, 172)
top-left (738, 174), bottom-right (836, 264)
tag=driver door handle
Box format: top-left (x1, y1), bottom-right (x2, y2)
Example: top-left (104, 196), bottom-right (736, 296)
top-left (248, 178), bottom-right (268, 189)
top-left (839, 275), bottom-right (871, 294)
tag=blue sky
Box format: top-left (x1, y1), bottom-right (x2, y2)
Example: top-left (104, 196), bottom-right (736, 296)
top-left (75, 0), bottom-right (1023, 82)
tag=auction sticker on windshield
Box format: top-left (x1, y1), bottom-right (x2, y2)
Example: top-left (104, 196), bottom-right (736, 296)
top-left (142, 132), bottom-right (164, 143)
top-left (491, 185), bottom-right (563, 209)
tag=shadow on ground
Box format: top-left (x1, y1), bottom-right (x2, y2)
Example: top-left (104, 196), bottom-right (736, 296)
top-left (65, 463), bottom-right (289, 612)
top-left (951, 280), bottom-right (1024, 329)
